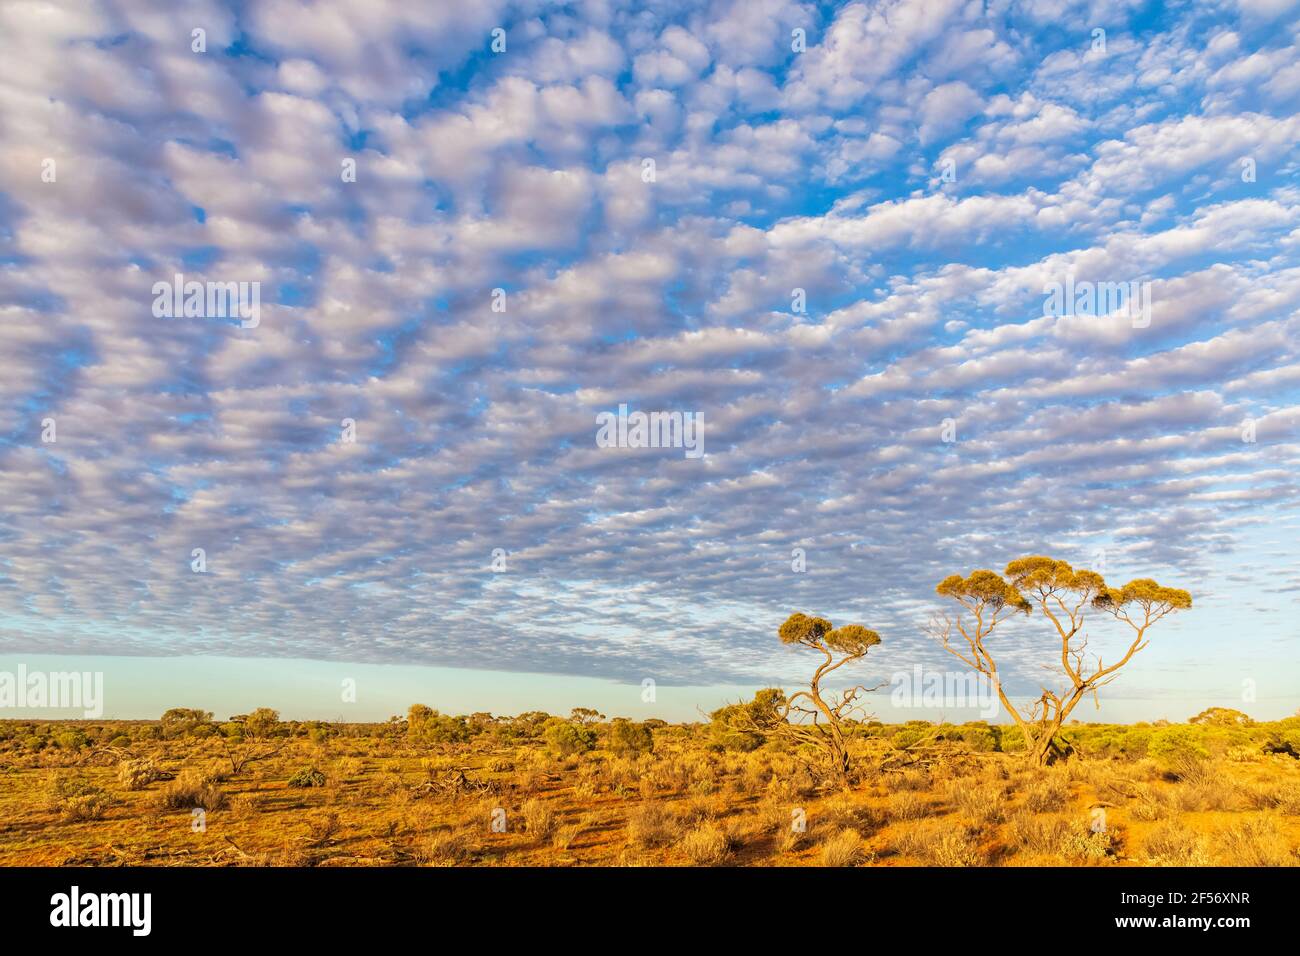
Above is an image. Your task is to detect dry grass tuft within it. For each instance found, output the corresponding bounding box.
[680,822,732,865]
[627,802,679,849]
[819,827,867,867]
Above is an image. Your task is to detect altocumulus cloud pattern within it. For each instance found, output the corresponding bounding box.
[0,0,1298,690]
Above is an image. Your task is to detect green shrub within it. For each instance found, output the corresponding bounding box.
[541,718,597,757]
[1261,727,1300,758]
[287,766,328,788]
[1000,726,1026,753]
[607,719,654,757]
[53,731,87,751]
[407,705,471,744]
[1119,727,1153,758]
[707,689,784,752]
[960,723,1000,752]
[1149,726,1210,773]
[47,775,115,822]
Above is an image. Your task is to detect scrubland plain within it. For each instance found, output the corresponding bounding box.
[1,707,1297,867]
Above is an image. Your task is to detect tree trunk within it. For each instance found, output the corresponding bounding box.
[1026,719,1064,766]
[810,679,853,787]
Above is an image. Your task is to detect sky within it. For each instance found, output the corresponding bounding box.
[0,0,1298,724]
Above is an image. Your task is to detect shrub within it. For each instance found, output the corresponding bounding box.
[708,689,786,751]
[1008,812,1114,862]
[888,792,929,820]
[607,719,654,757]
[1246,782,1300,814]
[1024,777,1069,813]
[1130,785,1172,821]
[1174,769,1240,812]
[158,771,227,811]
[952,783,1005,825]
[287,767,327,788]
[1148,726,1210,775]
[53,731,87,752]
[960,723,1000,752]
[819,828,865,867]
[1059,821,1117,862]
[1008,813,1071,856]
[421,829,473,866]
[895,768,932,791]
[541,719,597,757]
[895,821,985,866]
[159,708,214,738]
[552,824,583,850]
[117,758,162,790]
[1143,821,1211,866]
[627,802,678,849]
[680,822,731,865]
[520,798,556,839]
[1190,708,1253,727]
[306,811,341,846]
[1214,818,1295,867]
[47,775,114,822]
[1261,727,1300,758]
[928,830,987,866]
[1118,728,1149,759]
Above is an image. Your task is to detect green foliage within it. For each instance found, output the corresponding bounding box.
[541,718,597,756]
[889,723,935,750]
[960,722,1000,752]
[1261,723,1300,758]
[243,707,281,739]
[778,613,880,655]
[1149,725,1210,772]
[287,766,328,788]
[47,775,114,822]
[999,725,1026,753]
[1190,707,1253,727]
[606,718,654,757]
[407,705,471,744]
[1094,578,1193,612]
[53,730,87,751]
[1120,726,1152,757]
[936,569,1032,612]
[159,708,214,738]
[1004,556,1104,597]
[708,688,785,752]
[778,613,831,645]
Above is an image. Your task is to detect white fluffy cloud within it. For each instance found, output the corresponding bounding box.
[0,0,1297,693]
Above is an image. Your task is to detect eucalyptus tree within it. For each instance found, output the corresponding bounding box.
[933,556,1191,765]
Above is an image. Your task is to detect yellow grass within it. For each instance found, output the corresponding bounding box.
[2,721,1298,867]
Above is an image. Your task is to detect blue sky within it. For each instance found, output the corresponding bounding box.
[0,0,1298,723]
